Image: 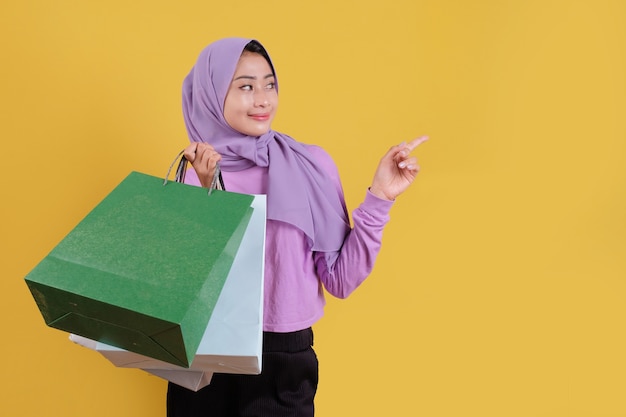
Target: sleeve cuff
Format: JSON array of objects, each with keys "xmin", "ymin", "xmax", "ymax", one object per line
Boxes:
[{"xmin": 362, "ymin": 188, "xmax": 395, "ymax": 217}]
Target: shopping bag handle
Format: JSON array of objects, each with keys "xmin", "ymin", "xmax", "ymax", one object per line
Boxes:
[{"xmin": 163, "ymin": 150, "xmax": 225, "ymax": 195}]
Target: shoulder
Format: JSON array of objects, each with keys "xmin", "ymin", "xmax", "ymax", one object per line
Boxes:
[
  {"xmin": 303, "ymin": 144, "xmax": 338, "ymax": 172},
  {"xmin": 303, "ymin": 143, "xmax": 332, "ymax": 158},
  {"xmin": 302, "ymin": 144, "xmax": 345, "ymax": 193}
]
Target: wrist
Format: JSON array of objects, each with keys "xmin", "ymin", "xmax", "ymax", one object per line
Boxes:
[{"xmin": 368, "ymin": 186, "xmax": 394, "ymax": 201}]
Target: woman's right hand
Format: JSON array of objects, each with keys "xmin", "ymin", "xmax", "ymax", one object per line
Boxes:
[{"xmin": 183, "ymin": 142, "xmax": 222, "ymax": 188}]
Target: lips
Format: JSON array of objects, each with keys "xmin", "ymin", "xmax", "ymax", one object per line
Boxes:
[{"xmin": 249, "ymin": 113, "xmax": 270, "ymax": 121}]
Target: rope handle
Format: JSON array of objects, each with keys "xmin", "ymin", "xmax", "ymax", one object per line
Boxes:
[{"xmin": 163, "ymin": 149, "xmax": 225, "ymax": 195}]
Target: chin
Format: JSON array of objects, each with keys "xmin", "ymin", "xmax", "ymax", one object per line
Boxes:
[{"xmin": 244, "ymin": 128, "xmax": 272, "ymax": 137}]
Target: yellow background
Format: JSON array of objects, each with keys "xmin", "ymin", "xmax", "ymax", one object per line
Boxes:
[{"xmin": 2, "ymin": 1, "xmax": 625, "ymax": 416}]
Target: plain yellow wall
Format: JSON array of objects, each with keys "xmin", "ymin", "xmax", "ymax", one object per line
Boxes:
[{"xmin": 2, "ymin": 1, "xmax": 625, "ymax": 416}]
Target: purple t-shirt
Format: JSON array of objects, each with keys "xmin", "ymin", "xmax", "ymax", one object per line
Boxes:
[{"xmin": 185, "ymin": 144, "xmax": 393, "ymax": 332}]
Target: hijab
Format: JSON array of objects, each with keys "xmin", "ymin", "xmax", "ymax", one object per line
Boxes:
[{"xmin": 182, "ymin": 37, "xmax": 350, "ymax": 252}]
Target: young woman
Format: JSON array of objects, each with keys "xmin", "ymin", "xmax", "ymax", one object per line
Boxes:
[{"xmin": 167, "ymin": 37, "xmax": 427, "ymax": 417}]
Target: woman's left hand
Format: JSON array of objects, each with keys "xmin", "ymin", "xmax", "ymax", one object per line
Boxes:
[{"xmin": 369, "ymin": 136, "xmax": 428, "ymax": 201}]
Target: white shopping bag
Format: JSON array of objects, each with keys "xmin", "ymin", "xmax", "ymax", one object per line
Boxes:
[{"xmin": 71, "ymin": 195, "xmax": 266, "ymax": 391}]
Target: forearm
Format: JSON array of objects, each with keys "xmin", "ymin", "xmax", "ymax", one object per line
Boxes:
[{"xmin": 316, "ymin": 190, "xmax": 393, "ymax": 298}]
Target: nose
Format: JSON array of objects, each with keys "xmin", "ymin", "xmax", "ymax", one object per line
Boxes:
[{"xmin": 253, "ymin": 89, "xmax": 270, "ymax": 107}]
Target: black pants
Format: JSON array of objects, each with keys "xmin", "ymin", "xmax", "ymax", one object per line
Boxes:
[{"xmin": 167, "ymin": 328, "xmax": 318, "ymax": 417}]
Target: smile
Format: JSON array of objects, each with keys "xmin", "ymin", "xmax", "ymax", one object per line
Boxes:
[{"xmin": 249, "ymin": 113, "xmax": 270, "ymax": 121}]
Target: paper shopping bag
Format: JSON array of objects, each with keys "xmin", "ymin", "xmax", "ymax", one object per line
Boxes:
[
  {"xmin": 26, "ymin": 171, "xmax": 254, "ymax": 368},
  {"xmin": 70, "ymin": 194, "xmax": 266, "ymax": 391}
]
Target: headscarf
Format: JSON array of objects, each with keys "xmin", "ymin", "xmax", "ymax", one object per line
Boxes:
[{"xmin": 182, "ymin": 37, "xmax": 350, "ymax": 252}]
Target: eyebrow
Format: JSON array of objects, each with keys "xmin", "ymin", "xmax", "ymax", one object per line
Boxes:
[{"xmin": 233, "ymin": 74, "xmax": 275, "ymax": 81}]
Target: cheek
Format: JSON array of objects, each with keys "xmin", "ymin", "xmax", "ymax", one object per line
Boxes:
[
  {"xmin": 224, "ymin": 96, "xmax": 245, "ymax": 123},
  {"xmin": 269, "ymin": 94, "xmax": 279, "ymax": 112}
]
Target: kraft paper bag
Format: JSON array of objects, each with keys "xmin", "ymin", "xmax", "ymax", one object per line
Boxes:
[
  {"xmin": 26, "ymin": 171, "xmax": 254, "ymax": 368},
  {"xmin": 70, "ymin": 195, "xmax": 266, "ymax": 391}
]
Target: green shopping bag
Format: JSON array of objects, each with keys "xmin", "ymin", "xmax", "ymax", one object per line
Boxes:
[{"xmin": 25, "ymin": 156, "xmax": 254, "ymax": 368}]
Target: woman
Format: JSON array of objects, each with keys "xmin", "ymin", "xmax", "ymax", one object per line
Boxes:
[{"xmin": 167, "ymin": 37, "xmax": 427, "ymax": 417}]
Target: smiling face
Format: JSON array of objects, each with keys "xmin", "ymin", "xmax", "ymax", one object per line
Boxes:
[{"xmin": 223, "ymin": 51, "xmax": 278, "ymax": 137}]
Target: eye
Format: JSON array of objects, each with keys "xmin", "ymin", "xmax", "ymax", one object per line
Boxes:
[
  {"xmin": 265, "ymin": 82, "xmax": 276, "ymax": 90},
  {"xmin": 239, "ymin": 84, "xmax": 253, "ymax": 91}
]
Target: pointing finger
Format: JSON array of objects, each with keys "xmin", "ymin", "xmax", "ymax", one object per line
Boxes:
[{"xmin": 405, "ymin": 135, "xmax": 429, "ymax": 152}]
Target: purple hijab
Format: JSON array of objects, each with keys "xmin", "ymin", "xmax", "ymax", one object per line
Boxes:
[{"xmin": 182, "ymin": 37, "xmax": 350, "ymax": 252}]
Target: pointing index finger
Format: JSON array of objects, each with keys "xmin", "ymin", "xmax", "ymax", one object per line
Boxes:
[{"xmin": 405, "ymin": 135, "xmax": 429, "ymax": 152}]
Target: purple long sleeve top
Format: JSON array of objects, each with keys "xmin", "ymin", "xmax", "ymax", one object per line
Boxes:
[{"xmin": 185, "ymin": 144, "xmax": 393, "ymax": 332}]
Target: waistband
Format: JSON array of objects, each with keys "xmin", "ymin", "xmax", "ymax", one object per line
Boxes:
[{"xmin": 263, "ymin": 327, "xmax": 314, "ymax": 353}]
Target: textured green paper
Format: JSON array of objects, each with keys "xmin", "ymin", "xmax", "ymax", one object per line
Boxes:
[{"xmin": 25, "ymin": 171, "xmax": 254, "ymax": 368}]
